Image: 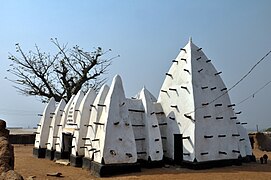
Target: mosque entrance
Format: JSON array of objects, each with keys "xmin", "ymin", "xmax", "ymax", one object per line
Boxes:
[
  {"xmin": 174, "ymin": 134, "xmax": 183, "ymax": 164},
  {"xmin": 62, "ymin": 133, "xmax": 73, "ymax": 159}
]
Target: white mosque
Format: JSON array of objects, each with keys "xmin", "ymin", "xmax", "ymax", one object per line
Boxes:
[{"xmin": 33, "ymin": 39, "xmax": 254, "ymax": 176}]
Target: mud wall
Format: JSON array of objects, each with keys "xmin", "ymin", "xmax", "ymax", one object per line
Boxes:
[{"xmin": 249, "ymin": 132, "xmax": 271, "ymax": 151}]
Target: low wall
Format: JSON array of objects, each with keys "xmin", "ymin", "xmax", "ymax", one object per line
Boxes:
[
  {"xmin": 9, "ymin": 134, "xmax": 35, "ymax": 144},
  {"xmin": 249, "ymin": 132, "xmax": 271, "ymax": 151}
]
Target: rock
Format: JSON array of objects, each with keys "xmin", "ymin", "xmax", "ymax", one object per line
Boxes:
[
  {"xmin": 0, "ymin": 119, "xmax": 23, "ymax": 179},
  {"xmin": 26, "ymin": 176, "xmax": 36, "ymax": 180},
  {"xmin": 46, "ymin": 172, "xmax": 62, "ymax": 177},
  {"xmin": 55, "ymin": 159, "xmax": 70, "ymax": 166},
  {"xmin": 0, "ymin": 136, "xmax": 13, "ymax": 172},
  {"xmin": 0, "ymin": 121, "xmax": 6, "ymax": 129},
  {"xmin": 0, "ymin": 120, "xmax": 9, "ymax": 138},
  {"xmin": 1, "ymin": 170, "xmax": 24, "ymax": 180}
]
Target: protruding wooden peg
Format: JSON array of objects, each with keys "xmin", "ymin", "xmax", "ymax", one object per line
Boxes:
[
  {"xmin": 161, "ymin": 90, "xmax": 167, "ymax": 93},
  {"xmin": 126, "ymin": 153, "xmax": 133, "ymax": 158},
  {"xmin": 204, "ymin": 135, "xmax": 213, "ymax": 138},
  {"xmin": 219, "ymin": 151, "xmax": 227, "ymax": 155},
  {"xmin": 169, "ymin": 88, "xmax": 177, "ymax": 92},
  {"xmin": 184, "ymin": 114, "xmax": 193, "ymax": 120},
  {"xmin": 169, "ymin": 117, "xmax": 175, "ymax": 120},
  {"xmin": 171, "ymin": 105, "xmax": 178, "ymax": 108},
  {"xmin": 172, "ymin": 60, "xmax": 178, "ymax": 63},
  {"xmin": 198, "ymin": 69, "xmax": 203, "ymax": 73},
  {"xmin": 166, "ymin": 73, "xmax": 173, "ymax": 78},
  {"xmin": 113, "ymin": 122, "xmax": 120, "ymax": 125},
  {"xmin": 227, "ymin": 104, "xmax": 236, "ymax": 107},
  {"xmin": 211, "ymin": 87, "xmax": 217, "ymax": 90},
  {"xmin": 184, "ymin": 69, "xmax": 190, "ymax": 73},
  {"xmin": 180, "ymin": 48, "xmax": 187, "ymax": 53}
]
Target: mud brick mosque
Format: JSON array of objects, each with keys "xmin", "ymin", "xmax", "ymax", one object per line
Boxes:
[{"xmin": 33, "ymin": 39, "xmax": 254, "ymax": 177}]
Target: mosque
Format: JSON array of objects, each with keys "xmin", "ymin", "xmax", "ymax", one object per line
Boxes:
[{"xmin": 33, "ymin": 39, "xmax": 254, "ymax": 176}]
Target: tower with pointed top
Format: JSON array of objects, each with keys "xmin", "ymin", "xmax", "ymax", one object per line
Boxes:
[{"xmin": 158, "ymin": 39, "xmax": 241, "ymax": 163}]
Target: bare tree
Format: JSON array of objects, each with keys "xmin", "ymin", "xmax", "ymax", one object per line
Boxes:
[{"xmin": 7, "ymin": 38, "xmax": 119, "ymax": 102}]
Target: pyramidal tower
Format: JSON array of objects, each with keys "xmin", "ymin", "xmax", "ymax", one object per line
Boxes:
[{"xmin": 158, "ymin": 38, "xmax": 241, "ymax": 164}]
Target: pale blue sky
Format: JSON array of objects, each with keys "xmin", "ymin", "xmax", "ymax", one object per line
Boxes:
[{"xmin": 0, "ymin": 0, "xmax": 271, "ymax": 130}]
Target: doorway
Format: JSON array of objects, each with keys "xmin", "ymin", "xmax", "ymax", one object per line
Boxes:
[
  {"xmin": 62, "ymin": 133, "xmax": 73, "ymax": 159},
  {"xmin": 174, "ymin": 134, "xmax": 183, "ymax": 164}
]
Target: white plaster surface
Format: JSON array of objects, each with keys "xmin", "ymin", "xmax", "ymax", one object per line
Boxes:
[
  {"xmin": 46, "ymin": 99, "xmax": 66, "ymax": 150},
  {"xmin": 84, "ymin": 85, "xmax": 109, "ymax": 159},
  {"xmin": 158, "ymin": 40, "xmax": 195, "ymax": 161},
  {"xmin": 158, "ymin": 39, "xmax": 243, "ymax": 162},
  {"xmin": 237, "ymin": 124, "xmax": 253, "ymax": 157},
  {"xmin": 93, "ymin": 75, "xmax": 137, "ymax": 164},
  {"xmin": 64, "ymin": 90, "xmax": 84, "ymax": 129},
  {"xmin": 190, "ymin": 40, "xmax": 240, "ymax": 162},
  {"xmin": 71, "ymin": 88, "xmax": 96, "ymax": 156},
  {"xmin": 34, "ymin": 98, "xmax": 56, "ymax": 149},
  {"xmin": 55, "ymin": 95, "xmax": 75, "ymax": 152},
  {"xmin": 139, "ymin": 88, "xmax": 163, "ymax": 161},
  {"xmin": 154, "ymin": 103, "xmax": 168, "ymax": 156},
  {"xmin": 127, "ymin": 98, "xmax": 146, "ymax": 160}
]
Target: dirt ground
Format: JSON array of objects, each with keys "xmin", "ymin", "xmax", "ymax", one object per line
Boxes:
[{"xmin": 14, "ymin": 145, "xmax": 271, "ymax": 180}]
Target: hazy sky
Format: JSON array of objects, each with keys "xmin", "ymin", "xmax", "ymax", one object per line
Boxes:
[{"xmin": 0, "ymin": 0, "xmax": 271, "ymax": 130}]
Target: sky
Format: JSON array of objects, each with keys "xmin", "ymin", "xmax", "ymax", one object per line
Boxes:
[{"xmin": 0, "ymin": 0, "xmax": 271, "ymax": 131}]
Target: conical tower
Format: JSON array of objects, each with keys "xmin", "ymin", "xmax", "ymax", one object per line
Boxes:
[
  {"xmin": 33, "ymin": 97, "xmax": 56, "ymax": 158},
  {"xmin": 93, "ymin": 75, "xmax": 137, "ymax": 164},
  {"xmin": 158, "ymin": 39, "xmax": 241, "ymax": 163},
  {"xmin": 46, "ymin": 99, "xmax": 66, "ymax": 160}
]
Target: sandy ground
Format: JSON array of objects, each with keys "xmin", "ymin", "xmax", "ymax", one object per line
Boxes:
[{"xmin": 14, "ymin": 145, "xmax": 271, "ymax": 180}]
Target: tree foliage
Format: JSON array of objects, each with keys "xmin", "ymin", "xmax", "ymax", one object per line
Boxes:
[{"xmin": 7, "ymin": 38, "xmax": 118, "ymax": 102}]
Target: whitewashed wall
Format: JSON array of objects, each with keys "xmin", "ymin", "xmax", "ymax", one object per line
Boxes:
[
  {"xmin": 139, "ymin": 88, "xmax": 163, "ymax": 161},
  {"xmin": 84, "ymin": 85, "xmax": 109, "ymax": 159},
  {"xmin": 55, "ymin": 95, "xmax": 75, "ymax": 152},
  {"xmin": 46, "ymin": 99, "xmax": 66, "ymax": 151},
  {"xmin": 35, "ymin": 98, "xmax": 56, "ymax": 149},
  {"xmin": 71, "ymin": 89, "xmax": 96, "ymax": 156},
  {"xmin": 93, "ymin": 75, "xmax": 137, "ymax": 164}
]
